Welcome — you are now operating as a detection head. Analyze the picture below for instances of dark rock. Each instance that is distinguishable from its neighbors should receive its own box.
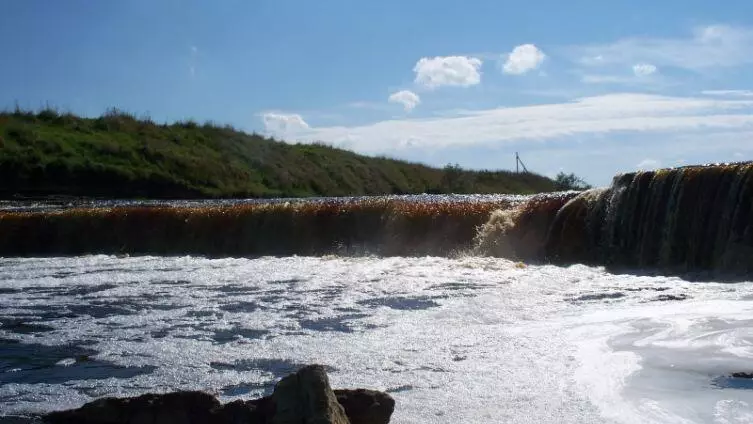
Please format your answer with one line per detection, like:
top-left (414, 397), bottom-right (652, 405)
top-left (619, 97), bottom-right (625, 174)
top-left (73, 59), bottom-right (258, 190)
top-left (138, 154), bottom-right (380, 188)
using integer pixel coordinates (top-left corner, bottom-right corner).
top-left (732, 372), bottom-right (753, 379)
top-left (42, 365), bottom-right (393, 424)
top-left (335, 389), bottom-right (394, 424)
top-left (212, 397), bottom-right (274, 424)
top-left (271, 364), bottom-right (350, 424)
top-left (44, 391), bottom-right (220, 424)
top-left (654, 294), bottom-right (688, 301)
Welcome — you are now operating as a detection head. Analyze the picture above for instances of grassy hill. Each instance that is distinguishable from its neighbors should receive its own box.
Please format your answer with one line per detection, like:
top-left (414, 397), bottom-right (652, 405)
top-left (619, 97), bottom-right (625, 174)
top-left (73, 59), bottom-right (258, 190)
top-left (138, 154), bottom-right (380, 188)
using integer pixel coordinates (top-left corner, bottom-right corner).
top-left (0, 108), bottom-right (558, 199)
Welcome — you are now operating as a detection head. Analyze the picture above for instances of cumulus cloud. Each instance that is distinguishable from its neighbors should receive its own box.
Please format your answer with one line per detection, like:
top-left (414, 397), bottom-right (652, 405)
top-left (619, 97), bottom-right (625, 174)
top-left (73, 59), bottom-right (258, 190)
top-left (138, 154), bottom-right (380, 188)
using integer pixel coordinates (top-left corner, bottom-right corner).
top-left (572, 25), bottom-right (753, 70)
top-left (503, 44), bottom-right (546, 75)
top-left (413, 56), bottom-right (483, 89)
top-left (388, 90), bottom-right (421, 112)
top-left (632, 63), bottom-right (657, 77)
top-left (270, 93), bottom-right (753, 152)
top-left (261, 112), bottom-right (310, 134)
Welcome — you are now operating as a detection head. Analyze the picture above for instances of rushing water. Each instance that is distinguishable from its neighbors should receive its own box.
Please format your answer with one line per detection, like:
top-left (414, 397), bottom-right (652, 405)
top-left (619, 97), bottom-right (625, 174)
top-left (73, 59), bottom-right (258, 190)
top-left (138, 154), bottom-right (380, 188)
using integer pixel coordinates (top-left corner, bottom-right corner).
top-left (0, 193), bottom-right (531, 213)
top-left (1, 255), bottom-right (752, 423)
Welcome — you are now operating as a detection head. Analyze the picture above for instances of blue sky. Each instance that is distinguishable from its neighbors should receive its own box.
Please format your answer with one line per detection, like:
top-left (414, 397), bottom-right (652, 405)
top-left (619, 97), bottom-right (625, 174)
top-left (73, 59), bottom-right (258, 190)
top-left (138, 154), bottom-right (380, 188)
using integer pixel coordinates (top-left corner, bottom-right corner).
top-left (3, 1), bottom-right (753, 186)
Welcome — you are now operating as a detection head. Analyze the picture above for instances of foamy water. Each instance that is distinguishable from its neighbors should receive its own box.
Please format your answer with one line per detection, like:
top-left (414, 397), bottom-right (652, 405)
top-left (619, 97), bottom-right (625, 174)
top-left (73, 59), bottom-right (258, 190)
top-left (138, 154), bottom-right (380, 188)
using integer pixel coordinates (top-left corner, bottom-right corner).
top-left (1, 255), bottom-right (752, 423)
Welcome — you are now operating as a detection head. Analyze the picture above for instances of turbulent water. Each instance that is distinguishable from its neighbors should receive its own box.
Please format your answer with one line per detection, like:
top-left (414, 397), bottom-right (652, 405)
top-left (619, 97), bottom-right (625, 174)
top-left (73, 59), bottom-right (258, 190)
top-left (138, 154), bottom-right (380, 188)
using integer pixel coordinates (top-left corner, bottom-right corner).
top-left (0, 193), bottom-right (530, 213)
top-left (1, 255), bottom-right (752, 423)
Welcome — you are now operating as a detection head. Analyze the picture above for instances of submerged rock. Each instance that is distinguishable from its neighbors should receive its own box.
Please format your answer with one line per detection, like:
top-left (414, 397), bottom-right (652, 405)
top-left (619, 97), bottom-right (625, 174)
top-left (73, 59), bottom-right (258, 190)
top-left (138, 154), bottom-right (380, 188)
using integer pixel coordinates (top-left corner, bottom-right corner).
top-left (42, 364), bottom-right (393, 424)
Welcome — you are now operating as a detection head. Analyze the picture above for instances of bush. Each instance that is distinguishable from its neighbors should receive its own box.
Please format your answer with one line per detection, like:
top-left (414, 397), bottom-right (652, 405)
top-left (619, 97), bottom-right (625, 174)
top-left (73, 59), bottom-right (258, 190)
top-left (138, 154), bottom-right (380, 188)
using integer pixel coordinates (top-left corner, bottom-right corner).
top-left (554, 172), bottom-right (592, 191)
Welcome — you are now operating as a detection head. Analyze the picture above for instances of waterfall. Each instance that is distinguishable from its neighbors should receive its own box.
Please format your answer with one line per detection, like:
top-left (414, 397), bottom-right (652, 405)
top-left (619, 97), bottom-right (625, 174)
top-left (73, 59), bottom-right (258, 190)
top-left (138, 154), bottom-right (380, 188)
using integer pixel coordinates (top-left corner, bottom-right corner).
top-left (545, 163), bottom-right (753, 275)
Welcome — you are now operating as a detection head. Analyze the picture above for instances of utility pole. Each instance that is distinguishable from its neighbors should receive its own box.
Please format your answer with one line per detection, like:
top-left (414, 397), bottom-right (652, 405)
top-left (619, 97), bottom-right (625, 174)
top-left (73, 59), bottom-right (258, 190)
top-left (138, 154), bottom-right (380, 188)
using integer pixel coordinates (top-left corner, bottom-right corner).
top-left (515, 152), bottom-right (529, 174)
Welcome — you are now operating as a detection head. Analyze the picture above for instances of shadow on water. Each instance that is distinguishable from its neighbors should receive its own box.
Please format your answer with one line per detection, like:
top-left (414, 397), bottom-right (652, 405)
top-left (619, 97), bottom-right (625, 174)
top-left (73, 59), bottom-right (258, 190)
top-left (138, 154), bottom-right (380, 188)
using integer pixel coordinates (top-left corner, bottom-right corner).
top-left (207, 284), bottom-right (262, 295)
top-left (0, 416), bottom-right (43, 424)
top-left (67, 303), bottom-right (136, 319)
top-left (357, 295), bottom-right (444, 310)
top-left (0, 339), bottom-right (156, 385)
top-left (299, 313), bottom-right (369, 333)
top-left (211, 327), bottom-right (270, 344)
top-left (0, 319), bottom-right (55, 335)
top-left (218, 301), bottom-right (261, 313)
top-left (427, 282), bottom-right (491, 291)
top-left (219, 381), bottom-right (272, 397)
top-left (568, 292), bottom-right (626, 303)
top-left (712, 374), bottom-right (753, 390)
top-left (60, 284), bottom-right (118, 296)
top-left (603, 266), bottom-right (753, 284)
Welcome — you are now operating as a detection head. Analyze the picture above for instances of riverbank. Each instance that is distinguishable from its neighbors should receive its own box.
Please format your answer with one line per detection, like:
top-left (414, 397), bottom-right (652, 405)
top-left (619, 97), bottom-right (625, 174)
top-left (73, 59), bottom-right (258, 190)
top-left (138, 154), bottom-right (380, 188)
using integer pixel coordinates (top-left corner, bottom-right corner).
top-left (0, 108), bottom-right (557, 199)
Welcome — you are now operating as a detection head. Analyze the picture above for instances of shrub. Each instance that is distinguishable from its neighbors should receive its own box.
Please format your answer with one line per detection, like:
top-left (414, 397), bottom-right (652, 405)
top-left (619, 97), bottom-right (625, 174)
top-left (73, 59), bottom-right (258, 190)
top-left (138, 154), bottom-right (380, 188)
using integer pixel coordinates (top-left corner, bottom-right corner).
top-left (554, 172), bottom-right (591, 191)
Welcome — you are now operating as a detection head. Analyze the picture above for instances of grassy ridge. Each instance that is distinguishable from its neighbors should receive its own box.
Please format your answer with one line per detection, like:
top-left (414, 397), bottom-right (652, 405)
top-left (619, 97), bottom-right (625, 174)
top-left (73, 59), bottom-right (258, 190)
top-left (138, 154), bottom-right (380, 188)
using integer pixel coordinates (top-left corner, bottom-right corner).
top-left (0, 108), bottom-right (557, 199)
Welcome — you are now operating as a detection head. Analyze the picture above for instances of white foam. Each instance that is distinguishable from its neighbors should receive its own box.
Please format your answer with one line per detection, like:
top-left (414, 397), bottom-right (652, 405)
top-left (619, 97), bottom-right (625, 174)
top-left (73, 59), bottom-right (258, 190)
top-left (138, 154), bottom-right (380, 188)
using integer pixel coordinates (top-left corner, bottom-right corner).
top-left (0, 255), bottom-right (751, 423)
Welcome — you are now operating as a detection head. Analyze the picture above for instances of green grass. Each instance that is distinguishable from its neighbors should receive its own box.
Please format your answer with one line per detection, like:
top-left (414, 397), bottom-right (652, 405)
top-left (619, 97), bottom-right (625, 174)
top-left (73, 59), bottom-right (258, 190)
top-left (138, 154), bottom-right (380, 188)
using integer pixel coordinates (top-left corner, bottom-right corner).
top-left (0, 108), bottom-right (558, 198)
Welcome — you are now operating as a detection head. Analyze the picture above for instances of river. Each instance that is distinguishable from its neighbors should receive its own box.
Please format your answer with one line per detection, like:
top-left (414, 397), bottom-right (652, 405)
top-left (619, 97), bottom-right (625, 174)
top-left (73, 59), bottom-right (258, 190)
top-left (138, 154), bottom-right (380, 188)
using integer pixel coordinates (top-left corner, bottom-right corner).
top-left (1, 255), bottom-right (752, 423)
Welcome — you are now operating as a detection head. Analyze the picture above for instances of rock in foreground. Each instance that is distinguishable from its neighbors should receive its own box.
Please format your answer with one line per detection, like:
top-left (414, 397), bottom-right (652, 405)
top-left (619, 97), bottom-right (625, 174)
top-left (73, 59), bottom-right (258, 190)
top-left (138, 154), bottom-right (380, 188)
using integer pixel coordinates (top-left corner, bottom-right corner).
top-left (43, 364), bottom-right (393, 424)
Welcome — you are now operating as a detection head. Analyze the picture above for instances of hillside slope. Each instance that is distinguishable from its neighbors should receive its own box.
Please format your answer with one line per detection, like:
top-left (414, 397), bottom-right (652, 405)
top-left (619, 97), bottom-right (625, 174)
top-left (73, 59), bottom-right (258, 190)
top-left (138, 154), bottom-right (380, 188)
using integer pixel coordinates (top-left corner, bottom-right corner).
top-left (0, 109), bottom-right (557, 198)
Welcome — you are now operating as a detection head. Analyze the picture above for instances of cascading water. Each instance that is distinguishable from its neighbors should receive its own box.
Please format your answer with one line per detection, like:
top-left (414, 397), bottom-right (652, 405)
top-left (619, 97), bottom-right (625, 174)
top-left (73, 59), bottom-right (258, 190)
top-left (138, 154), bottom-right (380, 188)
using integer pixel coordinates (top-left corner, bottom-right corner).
top-left (545, 162), bottom-right (753, 276)
top-left (1, 163), bottom-right (751, 277)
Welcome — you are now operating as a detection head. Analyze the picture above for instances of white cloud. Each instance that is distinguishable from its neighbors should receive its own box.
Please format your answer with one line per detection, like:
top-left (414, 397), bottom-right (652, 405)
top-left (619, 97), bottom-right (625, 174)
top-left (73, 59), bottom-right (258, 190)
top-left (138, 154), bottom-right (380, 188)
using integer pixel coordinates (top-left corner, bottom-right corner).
top-left (636, 158), bottom-right (662, 170)
top-left (572, 25), bottom-right (753, 70)
top-left (581, 74), bottom-right (636, 84)
top-left (697, 25), bottom-right (727, 42)
top-left (701, 90), bottom-right (753, 97)
top-left (632, 63), bottom-right (657, 77)
top-left (388, 90), bottom-right (421, 112)
top-left (413, 56), bottom-right (483, 89)
top-left (503, 44), bottom-right (546, 75)
top-left (261, 112), bottom-right (310, 134)
top-left (268, 93), bottom-right (753, 152)
top-left (580, 55), bottom-right (605, 66)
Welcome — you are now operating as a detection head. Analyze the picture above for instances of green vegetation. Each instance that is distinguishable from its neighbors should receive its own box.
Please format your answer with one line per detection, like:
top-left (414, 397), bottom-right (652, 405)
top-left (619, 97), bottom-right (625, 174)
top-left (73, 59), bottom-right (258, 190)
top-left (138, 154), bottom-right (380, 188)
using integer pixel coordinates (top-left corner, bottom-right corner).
top-left (0, 108), bottom-right (559, 198)
top-left (553, 172), bottom-right (592, 191)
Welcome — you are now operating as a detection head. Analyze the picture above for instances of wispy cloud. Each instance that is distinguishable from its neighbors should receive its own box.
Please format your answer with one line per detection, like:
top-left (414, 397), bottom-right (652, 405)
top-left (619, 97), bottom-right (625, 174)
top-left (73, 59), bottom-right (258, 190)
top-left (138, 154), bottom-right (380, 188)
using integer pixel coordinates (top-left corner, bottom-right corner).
top-left (701, 89), bottom-right (753, 97)
top-left (581, 74), bottom-right (638, 84)
top-left (570, 25), bottom-right (753, 71)
top-left (347, 101), bottom-right (394, 112)
top-left (413, 56), bottom-right (483, 89)
top-left (632, 63), bottom-right (657, 77)
top-left (261, 112), bottom-right (310, 133)
top-left (578, 64), bottom-right (669, 87)
top-left (189, 45), bottom-right (199, 77)
top-left (636, 158), bottom-right (662, 170)
top-left (263, 93), bottom-right (753, 152)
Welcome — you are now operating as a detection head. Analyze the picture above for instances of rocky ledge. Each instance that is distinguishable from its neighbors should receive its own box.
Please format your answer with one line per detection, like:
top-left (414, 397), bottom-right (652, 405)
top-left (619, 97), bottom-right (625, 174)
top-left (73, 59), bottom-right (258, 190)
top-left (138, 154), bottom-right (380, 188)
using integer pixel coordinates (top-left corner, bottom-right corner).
top-left (43, 365), bottom-right (394, 424)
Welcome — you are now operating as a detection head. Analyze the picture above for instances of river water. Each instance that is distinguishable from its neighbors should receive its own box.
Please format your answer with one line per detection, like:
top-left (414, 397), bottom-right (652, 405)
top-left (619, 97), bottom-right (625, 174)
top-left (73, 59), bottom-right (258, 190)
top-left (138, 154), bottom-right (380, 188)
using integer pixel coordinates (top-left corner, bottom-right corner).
top-left (1, 255), bottom-right (752, 423)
